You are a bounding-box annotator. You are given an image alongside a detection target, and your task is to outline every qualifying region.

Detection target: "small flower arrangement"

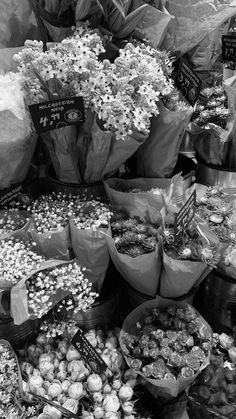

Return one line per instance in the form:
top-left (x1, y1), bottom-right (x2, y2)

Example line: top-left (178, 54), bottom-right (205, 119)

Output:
top-left (161, 221), bottom-right (220, 268)
top-left (0, 237), bottom-right (45, 285)
top-left (111, 214), bottom-right (158, 257)
top-left (26, 262), bottom-right (98, 318)
top-left (191, 86), bottom-right (231, 129)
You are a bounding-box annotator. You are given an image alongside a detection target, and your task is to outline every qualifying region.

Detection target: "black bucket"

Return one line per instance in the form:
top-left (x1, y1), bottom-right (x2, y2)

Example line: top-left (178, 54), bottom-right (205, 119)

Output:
top-left (0, 165), bottom-right (40, 208)
top-left (194, 269), bottom-right (236, 333)
top-left (196, 157), bottom-right (236, 188)
top-left (44, 165), bottom-right (107, 201)
top-left (0, 318), bottom-right (40, 350)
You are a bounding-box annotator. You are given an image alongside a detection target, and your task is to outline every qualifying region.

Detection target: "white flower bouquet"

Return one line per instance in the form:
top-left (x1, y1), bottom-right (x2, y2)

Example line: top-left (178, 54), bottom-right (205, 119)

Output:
top-left (14, 26), bottom-right (174, 184)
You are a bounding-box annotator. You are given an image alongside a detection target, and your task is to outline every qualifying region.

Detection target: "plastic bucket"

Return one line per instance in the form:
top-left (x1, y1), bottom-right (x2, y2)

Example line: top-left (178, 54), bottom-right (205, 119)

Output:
top-left (45, 165), bottom-right (107, 201)
top-left (196, 157), bottom-right (236, 188)
top-left (0, 318), bottom-right (40, 350)
top-left (194, 269), bottom-right (236, 333)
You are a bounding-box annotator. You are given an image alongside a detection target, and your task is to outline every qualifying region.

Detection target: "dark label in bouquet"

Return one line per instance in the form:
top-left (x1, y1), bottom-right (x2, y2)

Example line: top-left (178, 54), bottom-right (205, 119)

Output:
top-left (72, 329), bottom-right (109, 375)
top-left (174, 59), bottom-right (202, 106)
top-left (174, 190), bottom-right (196, 243)
top-left (222, 35), bottom-right (236, 62)
top-left (29, 97), bottom-right (85, 134)
top-left (0, 185), bottom-right (33, 209)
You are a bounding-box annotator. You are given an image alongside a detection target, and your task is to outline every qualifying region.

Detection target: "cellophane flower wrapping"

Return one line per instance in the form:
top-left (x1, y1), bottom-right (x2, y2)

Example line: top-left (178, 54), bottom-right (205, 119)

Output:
top-left (135, 100), bottom-right (193, 177)
top-left (104, 173), bottom-right (186, 226)
top-left (10, 259), bottom-right (97, 325)
top-left (119, 297), bottom-right (212, 398)
top-left (223, 75), bottom-right (236, 168)
top-left (0, 72), bottom-right (37, 190)
top-left (106, 214), bottom-right (161, 296)
top-left (0, 209), bottom-right (31, 241)
top-left (29, 223), bottom-right (71, 261)
top-left (189, 86), bottom-right (236, 166)
top-left (159, 215), bottom-right (220, 298)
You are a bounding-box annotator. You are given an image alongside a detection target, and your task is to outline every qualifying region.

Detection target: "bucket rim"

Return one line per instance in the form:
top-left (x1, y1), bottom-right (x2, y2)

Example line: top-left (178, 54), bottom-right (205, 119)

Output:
top-left (196, 156), bottom-right (236, 173)
top-left (212, 268), bottom-right (236, 283)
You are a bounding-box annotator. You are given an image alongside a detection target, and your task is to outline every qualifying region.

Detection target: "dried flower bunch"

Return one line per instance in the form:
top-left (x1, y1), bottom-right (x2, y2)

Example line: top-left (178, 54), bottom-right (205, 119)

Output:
top-left (195, 186), bottom-right (236, 244)
top-left (121, 304), bottom-right (212, 381)
top-left (191, 86), bottom-right (231, 129)
top-left (161, 221), bottom-right (220, 268)
top-left (0, 209), bottom-right (29, 235)
top-left (26, 262), bottom-right (98, 318)
top-left (27, 193), bottom-right (70, 233)
top-left (111, 215), bottom-right (158, 257)
top-left (69, 199), bottom-right (113, 230)
top-left (18, 325), bottom-right (143, 419)
top-left (0, 237), bottom-right (45, 285)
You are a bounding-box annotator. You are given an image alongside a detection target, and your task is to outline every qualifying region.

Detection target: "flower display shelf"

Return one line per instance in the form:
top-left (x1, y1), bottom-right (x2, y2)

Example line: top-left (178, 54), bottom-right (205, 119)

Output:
top-left (196, 157), bottom-right (236, 188)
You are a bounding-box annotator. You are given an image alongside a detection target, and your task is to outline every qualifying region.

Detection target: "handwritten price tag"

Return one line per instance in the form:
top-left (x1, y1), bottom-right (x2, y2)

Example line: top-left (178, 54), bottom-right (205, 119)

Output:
top-left (174, 190), bottom-right (196, 244)
top-left (29, 97), bottom-right (85, 134)
top-left (222, 35), bottom-right (236, 63)
top-left (72, 329), bottom-right (109, 375)
top-left (174, 59), bottom-right (202, 106)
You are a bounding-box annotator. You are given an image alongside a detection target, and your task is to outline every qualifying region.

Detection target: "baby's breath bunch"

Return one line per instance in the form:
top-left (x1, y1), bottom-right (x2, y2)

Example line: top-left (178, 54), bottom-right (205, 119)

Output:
top-left (40, 318), bottom-right (78, 338)
top-left (0, 209), bottom-right (29, 235)
top-left (69, 198), bottom-right (113, 229)
top-left (27, 193), bottom-right (70, 233)
top-left (27, 262), bottom-right (98, 318)
top-left (0, 238), bottom-right (45, 285)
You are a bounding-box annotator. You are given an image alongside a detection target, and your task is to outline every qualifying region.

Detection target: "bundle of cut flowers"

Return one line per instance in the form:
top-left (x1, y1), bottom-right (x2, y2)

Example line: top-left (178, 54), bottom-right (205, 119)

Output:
top-left (14, 27), bottom-right (174, 184)
top-left (189, 85), bottom-right (236, 167)
top-left (0, 340), bottom-right (42, 419)
top-left (106, 213), bottom-right (161, 297)
top-left (119, 298), bottom-right (212, 398)
top-left (0, 208), bottom-right (31, 239)
top-left (159, 217), bottom-right (221, 298)
top-left (11, 260), bottom-right (98, 325)
top-left (189, 331), bottom-right (236, 418)
top-left (18, 320), bottom-right (152, 419)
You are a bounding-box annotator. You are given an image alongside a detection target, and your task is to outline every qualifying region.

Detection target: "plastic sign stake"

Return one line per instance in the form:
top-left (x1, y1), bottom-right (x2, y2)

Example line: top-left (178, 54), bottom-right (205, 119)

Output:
top-left (72, 328), bottom-right (110, 375)
top-left (174, 58), bottom-right (202, 106)
top-left (29, 97), bottom-right (85, 134)
top-left (174, 190), bottom-right (196, 243)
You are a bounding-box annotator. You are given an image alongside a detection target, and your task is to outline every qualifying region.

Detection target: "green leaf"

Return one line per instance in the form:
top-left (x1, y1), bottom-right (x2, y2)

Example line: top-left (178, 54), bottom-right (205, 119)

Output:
top-left (111, 0), bottom-right (126, 17)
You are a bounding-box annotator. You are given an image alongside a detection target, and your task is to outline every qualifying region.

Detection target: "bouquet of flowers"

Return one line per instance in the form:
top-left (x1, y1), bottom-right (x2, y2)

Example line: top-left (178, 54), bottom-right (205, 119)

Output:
top-left (27, 193), bottom-right (71, 260)
top-left (68, 198), bottom-right (113, 292)
top-left (11, 260), bottom-right (98, 325)
top-left (159, 217), bottom-right (220, 298)
top-left (14, 27), bottom-right (174, 184)
top-left (0, 209), bottom-right (31, 240)
top-left (104, 173), bottom-right (186, 226)
top-left (106, 213), bottom-right (161, 296)
top-left (134, 89), bottom-right (193, 178)
top-left (189, 85), bottom-right (235, 167)
top-left (0, 72), bottom-right (37, 190)
top-left (119, 298), bottom-right (212, 398)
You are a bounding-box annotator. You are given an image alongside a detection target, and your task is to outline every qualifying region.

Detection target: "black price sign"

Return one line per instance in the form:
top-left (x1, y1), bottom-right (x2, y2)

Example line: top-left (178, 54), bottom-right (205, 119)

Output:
top-left (222, 35), bottom-right (236, 63)
top-left (174, 190), bottom-right (196, 243)
top-left (0, 185), bottom-right (33, 209)
top-left (29, 96), bottom-right (85, 134)
top-left (175, 59), bottom-right (202, 106)
top-left (72, 329), bottom-right (109, 375)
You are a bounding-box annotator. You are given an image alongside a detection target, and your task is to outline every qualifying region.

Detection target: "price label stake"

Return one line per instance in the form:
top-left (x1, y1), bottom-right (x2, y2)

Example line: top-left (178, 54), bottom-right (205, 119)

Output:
top-left (174, 190), bottom-right (196, 243)
top-left (0, 185), bottom-right (33, 209)
top-left (174, 58), bottom-right (202, 106)
top-left (72, 329), bottom-right (110, 375)
top-left (222, 35), bottom-right (236, 63)
top-left (29, 96), bottom-right (85, 134)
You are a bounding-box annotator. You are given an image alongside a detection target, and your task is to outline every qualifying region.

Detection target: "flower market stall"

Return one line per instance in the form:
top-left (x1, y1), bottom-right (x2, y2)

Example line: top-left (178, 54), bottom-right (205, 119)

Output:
top-left (1, 1), bottom-right (236, 419)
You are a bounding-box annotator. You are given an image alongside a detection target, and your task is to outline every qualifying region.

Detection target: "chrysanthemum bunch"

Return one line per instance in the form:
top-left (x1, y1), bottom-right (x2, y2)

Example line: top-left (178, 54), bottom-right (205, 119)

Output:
top-left (27, 262), bottom-right (98, 318)
top-left (161, 221), bottom-right (220, 268)
top-left (111, 214), bottom-right (158, 257)
top-left (0, 237), bottom-right (45, 285)
top-left (14, 26), bottom-right (105, 106)
top-left (191, 86), bottom-right (231, 129)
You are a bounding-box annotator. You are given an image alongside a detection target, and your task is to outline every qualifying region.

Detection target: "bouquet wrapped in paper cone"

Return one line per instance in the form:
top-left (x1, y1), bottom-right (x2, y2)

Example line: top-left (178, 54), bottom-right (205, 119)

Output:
top-left (119, 297), bottom-right (212, 398)
top-left (27, 193), bottom-right (71, 260)
top-left (135, 97), bottom-right (193, 178)
top-left (104, 173), bottom-right (186, 225)
top-left (69, 199), bottom-right (113, 292)
top-left (189, 85), bottom-right (235, 166)
top-left (106, 213), bottom-right (161, 296)
top-left (0, 72), bottom-right (37, 190)
top-left (0, 209), bottom-right (31, 241)
top-left (11, 259), bottom-right (98, 325)
top-left (159, 216), bottom-right (221, 298)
